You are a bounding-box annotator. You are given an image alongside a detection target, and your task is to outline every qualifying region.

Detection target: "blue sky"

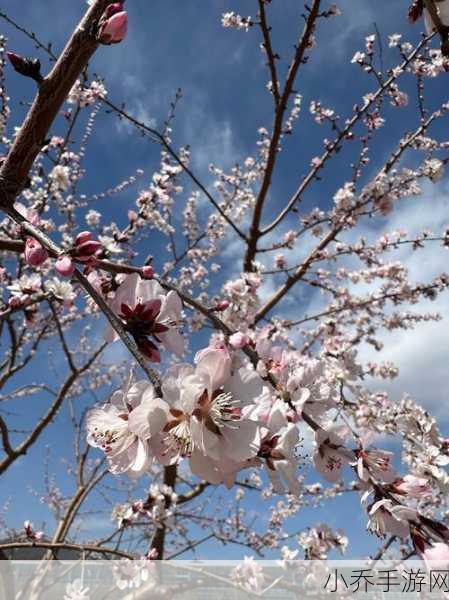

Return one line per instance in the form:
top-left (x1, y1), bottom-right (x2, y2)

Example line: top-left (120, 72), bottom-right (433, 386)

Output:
top-left (1, 0), bottom-right (449, 560)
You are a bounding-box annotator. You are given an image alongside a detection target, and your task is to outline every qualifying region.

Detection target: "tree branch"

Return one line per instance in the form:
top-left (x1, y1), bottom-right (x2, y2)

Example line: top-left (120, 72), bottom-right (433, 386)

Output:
top-left (0, 0), bottom-right (115, 207)
top-left (0, 342), bottom-right (105, 474)
top-left (149, 464), bottom-right (177, 559)
top-left (255, 102), bottom-right (443, 322)
top-left (0, 415), bottom-right (14, 457)
top-left (261, 34), bottom-right (433, 236)
top-left (243, 0), bottom-right (322, 272)
top-left (425, 0), bottom-right (449, 53)
top-left (257, 0), bottom-right (280, 107)
top-left (0, 541), bottom-right (134, 560)
top-left (100, 97), bottom-right (248, 242)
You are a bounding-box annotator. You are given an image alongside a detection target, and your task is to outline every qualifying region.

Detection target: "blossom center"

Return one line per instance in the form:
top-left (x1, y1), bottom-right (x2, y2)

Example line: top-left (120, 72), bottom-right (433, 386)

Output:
top-left (119, 300), bottom-right (170, 361)
top-left (258, 434), bottom-right (284, 470)
top-left (163, 409), bottom-right (193, 457)
top-left (91, 423), bottom-right (128, 454)
top-left (193, 389), bottom-right (241, 434)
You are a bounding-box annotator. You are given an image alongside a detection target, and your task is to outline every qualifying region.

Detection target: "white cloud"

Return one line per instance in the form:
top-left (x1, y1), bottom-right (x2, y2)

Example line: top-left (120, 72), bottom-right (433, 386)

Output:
top-left (353, 181), bottom-right (449, 420)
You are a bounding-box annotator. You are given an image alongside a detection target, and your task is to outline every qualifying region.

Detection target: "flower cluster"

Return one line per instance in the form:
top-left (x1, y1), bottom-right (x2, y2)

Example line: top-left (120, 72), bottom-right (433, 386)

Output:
top-left (88, 336), bottom-right (307, 494)
top-left (5, 0), bottom-right (449, 569)
top-left (221, 12), bottom-right (252, 31)
top-left (68, 80), bottom-right (107, 107)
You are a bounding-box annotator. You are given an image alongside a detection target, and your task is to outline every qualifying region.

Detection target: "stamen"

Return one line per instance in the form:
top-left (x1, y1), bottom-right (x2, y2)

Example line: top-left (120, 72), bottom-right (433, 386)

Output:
top-left (166, 420), bottom-right (193, 457)
top-left (92, 425), bottom-right (127, 453)
top-left (208, 391), bottom-right (241, 430)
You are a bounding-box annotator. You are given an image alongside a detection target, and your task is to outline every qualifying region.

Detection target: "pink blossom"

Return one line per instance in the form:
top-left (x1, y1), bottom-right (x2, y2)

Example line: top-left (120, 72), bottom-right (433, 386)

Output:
top-left (255, 336), bottom-right (288, 381)
top-left (113, 557), bottom-right (156, 591)
top-left (275, 253), bottom-right (286, 269)
top-left (299, 524), bottom-right (348, 559)
top-left (313, 429), bottom-right (354, 483)
top-left (86, 379), bottom-right (169, 475)
top-left (231, 557), bottom-right (266, 596)
top-left (194, 343), bottom-right (230, 370)
top-left (355, 446), bottom-right (397, 484)
top-left (391, 475), bottom-right (430, 498)
top-left (189, 451), bottom-right (254, 488)
top-left (106, 273), bottom-right (184, 362)
top-left (86, 270), bottom-right (105, 295)
top-left (247, 390), bottom-right (280, 425)
top-left (367, 499), bottom-right (413, 539)
top-left (246, 396), bottom-right (301, 495)
top-left (159, 351), bottom-right (263, 479)
top-left (258, 422), bottom-right (301, 495)
top-left (24, 238), bottom-right (48, 267)
top-left (55, 256), bottom-right (75, 278)
top-left (195, 346), bottom-right (232, 389)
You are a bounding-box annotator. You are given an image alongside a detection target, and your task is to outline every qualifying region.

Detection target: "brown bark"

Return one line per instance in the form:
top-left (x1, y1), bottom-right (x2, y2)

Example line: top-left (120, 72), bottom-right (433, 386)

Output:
top-left (0, 1), bottom-right (115, 208)
top-left (149, 465), bottom-right (177, 559)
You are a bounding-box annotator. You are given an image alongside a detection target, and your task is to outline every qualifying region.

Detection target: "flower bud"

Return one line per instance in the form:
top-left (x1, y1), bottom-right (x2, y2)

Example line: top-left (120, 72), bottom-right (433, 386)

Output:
top-left (408, 0), bottom-right (423, 23)
top-left (213, 300), bottom-right (230, 312)
top-left (7, 52), bottom-right (27, 72)
top-left (98, 7), bottom-right (128, 45)
top-left (7, 52), bottom-right (43, 83)
top-left (24, 238), bottom-right (48, 267)
top-left (102, 2), bottom-right (125, 20)
top-left (76, 240), bottom-right (102, 258)
top-left (229, 331), bottom-right (250, 349)
top-left (141, 265), bottom-right (154, 279)
top-left (75, 231), bottom-right (93, 246)
top-left (55, 256), bottom-right (75, 278)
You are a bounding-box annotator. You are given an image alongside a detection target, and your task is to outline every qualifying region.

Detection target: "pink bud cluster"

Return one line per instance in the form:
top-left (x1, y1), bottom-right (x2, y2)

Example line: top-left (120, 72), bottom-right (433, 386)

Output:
top-left (56, 231), bottom-right (103, 278)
